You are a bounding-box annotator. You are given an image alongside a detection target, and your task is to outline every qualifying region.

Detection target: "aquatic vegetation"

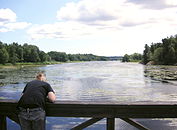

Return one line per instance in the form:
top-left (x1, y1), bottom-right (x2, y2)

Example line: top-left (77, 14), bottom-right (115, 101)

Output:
top-left (144, 65), bottom-right (177, 81)
top-left (0, 96), bottom-right (6, 99)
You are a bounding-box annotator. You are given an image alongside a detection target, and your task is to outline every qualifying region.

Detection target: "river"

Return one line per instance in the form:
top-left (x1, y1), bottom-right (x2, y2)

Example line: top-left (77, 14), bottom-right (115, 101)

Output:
top-left (0, 61), bottom-right (177, 130)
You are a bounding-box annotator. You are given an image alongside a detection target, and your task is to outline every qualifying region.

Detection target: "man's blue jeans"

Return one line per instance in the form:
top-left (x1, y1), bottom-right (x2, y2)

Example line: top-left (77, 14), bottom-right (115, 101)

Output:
top-left (18, 107), bottom-right (46, 130)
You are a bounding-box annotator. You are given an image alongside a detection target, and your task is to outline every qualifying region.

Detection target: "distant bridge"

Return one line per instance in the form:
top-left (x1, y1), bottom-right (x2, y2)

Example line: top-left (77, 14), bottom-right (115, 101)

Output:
top-left (107, 56), bottom-right (123, 61)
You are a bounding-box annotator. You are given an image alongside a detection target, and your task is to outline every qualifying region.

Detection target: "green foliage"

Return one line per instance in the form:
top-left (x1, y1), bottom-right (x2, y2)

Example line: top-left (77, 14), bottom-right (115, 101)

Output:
top-left (130, 53), bottom-right (142, 61)
top-left (142, 44), bottom-right (150, 64)
top-left (30, 47), bottom-right (40, 62)
top-left (142, 35), bottom-right (177, 65)
top-left (0, 47), bottom-right (9, 64)
top-left (162, 38), bottom-right (176, 65)
top-left (23, 44), bottom-right (40, 62)
top-left (0, 41), bottom-right (109, 64)
top-left (7, 43), bottom-right (19, 64)
top-left (67, 54), bottom-right (108, 61)
top-left (122, 54), bottom-right (130, 62)
top-left (152, 47), bottom-right (163, 64)
top-left (18, 47), bottom-right (24, 62)
top-left (39, 51), bottom-right (49, 62)
top-left (0, 41), bottom-right (50, 64)
top-left (48, 52), bottom-right (109, 62)
top-left (122, 53), bottom-right (142, 62)
top-left (48, 51), bottom-right (68, 62)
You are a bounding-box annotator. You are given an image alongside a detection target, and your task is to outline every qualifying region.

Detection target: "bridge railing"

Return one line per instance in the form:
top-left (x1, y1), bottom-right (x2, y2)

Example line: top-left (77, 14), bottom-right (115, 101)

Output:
top-left (1, 99), bottom-right (177, 130)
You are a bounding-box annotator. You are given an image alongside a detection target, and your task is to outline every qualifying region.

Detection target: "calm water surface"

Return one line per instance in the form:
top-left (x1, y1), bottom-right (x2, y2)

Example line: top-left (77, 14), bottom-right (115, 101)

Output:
top-left (1, 61), bottom-right (177, 130)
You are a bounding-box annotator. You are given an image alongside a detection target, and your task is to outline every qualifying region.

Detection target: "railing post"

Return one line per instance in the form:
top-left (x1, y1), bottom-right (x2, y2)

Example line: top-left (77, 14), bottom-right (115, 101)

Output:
top-left (107, 118), bottom-right (115, 130)
top-left (0, 115), bottom-right (7, 130)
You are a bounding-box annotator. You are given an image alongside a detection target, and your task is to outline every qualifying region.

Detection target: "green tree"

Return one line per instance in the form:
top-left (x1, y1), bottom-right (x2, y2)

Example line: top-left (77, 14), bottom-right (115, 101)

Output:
top-left (0, 48), bottom-right (9, 64)
top-left (8, 44), bottom-right (19, 64)
top-left (23, 44), bottom-right (40, 62)
top-left (46, 54), bottom-right (51, 61)
top-left (30, 47), bottom-right (40, 62)
top-left (39, 51), bottom-right (48, 62)
top-left (130, 53), bottom-right (142, 61)
top-left (142, 44), bottom-right (150, 64)
top-left (68, 54), bottom-right (78, 61)
top-left (48, 51), bottom-right (68, 62)
top-left (152, 47), bottom-right (163, 64)
top-left (18, 47), bottom-right (24, 62)
top-left (122, 54), bottom-right (130, 62)
top-left (162, 38), bottom-right (176, 65)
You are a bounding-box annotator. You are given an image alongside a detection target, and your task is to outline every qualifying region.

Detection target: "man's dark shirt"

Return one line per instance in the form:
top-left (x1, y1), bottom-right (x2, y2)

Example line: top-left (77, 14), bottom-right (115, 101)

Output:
top-left (17, 80), bottom-right (54, 110)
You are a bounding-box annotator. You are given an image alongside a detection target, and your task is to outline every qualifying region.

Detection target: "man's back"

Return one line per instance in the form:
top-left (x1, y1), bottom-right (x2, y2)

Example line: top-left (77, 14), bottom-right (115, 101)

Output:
top-left (17, 72), bottom-right (56, 130)
top-left (18, 80), bottom-right (54, 109)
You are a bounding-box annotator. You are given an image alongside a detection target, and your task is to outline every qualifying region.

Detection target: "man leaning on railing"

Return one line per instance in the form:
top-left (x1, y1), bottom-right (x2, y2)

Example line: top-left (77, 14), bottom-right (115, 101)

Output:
top-left (17, 72), bottom-right (56, 130)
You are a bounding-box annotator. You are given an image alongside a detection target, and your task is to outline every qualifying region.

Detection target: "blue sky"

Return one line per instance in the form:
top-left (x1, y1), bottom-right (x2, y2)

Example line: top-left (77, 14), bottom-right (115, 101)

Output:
top-left (0, 0), bottom-right (177, 56)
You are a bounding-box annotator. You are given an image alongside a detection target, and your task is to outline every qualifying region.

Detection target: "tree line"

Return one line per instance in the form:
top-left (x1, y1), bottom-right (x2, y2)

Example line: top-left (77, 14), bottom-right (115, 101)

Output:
top-left (142, 35), bottom-right (177, 65)
top-left (122, 53), bottom-right (142, 62)
top-left (0, 41), bottom-right (108, 64)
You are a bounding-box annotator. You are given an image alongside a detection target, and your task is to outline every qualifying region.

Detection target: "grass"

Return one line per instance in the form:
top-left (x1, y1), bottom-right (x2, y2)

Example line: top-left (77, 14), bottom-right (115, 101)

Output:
top-left (122, 60), bottom-right (142, 63)
top-left (15, 61), bottom-right (62, 65)
top-left (0, 61), bottom-right (85, 69)
top-left (0, 61), bottom-right (62, 69)
top-left (129, 60), bottom-right (142, 63)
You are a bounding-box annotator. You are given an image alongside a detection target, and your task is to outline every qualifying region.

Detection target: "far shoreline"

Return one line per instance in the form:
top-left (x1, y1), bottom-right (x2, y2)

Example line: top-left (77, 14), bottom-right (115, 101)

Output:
top-left (0, 61), bottom-right (79, 69)
top-left (1, 61), bottom-right (177, 69)
top-left (0, 61), bottom-right (96, 69)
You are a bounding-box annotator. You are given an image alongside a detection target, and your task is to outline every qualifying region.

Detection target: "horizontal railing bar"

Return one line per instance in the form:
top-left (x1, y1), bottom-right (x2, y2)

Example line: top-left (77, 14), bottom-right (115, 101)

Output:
top-left (2, 99), bottom-right (177, 105)
top-left (1, 99), bottom-right (177, 118)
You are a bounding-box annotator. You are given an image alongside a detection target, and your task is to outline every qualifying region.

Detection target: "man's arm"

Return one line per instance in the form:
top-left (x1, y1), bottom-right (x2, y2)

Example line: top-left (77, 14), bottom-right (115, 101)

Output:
top-left (48, 92), bottom-right (56, 102)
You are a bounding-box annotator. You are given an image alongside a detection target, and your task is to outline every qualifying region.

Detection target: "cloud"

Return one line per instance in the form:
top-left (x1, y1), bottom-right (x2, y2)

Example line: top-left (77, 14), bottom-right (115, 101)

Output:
top-left (4, 22), bottom-right (31, 31)
top-left (56, 0), bottom-right (153, 27)
top-left (27, 21), bottom-right (111, 40)
top-left (0, 8), bottom-right (16, 22)
top-left (27, 0), bottom-right (177, 40)
top-left (56, 0), bottom-right (177, 27)
top-left (127, 0), bottom-right (177, 10)
top-left (0, 8), bottom-right (30, 32)
top-left (57, 0), bottom-right (118, 22)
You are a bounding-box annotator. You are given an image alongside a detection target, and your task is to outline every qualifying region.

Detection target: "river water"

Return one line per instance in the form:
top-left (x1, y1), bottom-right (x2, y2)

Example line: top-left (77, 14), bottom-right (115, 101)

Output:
top-left (0, 61), bottom-right (177, 130)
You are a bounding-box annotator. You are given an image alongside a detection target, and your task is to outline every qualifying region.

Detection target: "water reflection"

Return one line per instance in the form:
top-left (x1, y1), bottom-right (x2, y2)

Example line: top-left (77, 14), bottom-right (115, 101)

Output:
top-left (1, 61), bottom-right (177, 129)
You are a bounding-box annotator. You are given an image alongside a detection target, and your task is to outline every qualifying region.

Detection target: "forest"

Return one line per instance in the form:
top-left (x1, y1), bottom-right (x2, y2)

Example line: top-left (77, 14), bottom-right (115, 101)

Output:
top-left (0, 41), bottom-right (108, 64)
top-left (122, 34), bottom-right (177, 65)
top-left (142, 35), bottom-right (177, 65)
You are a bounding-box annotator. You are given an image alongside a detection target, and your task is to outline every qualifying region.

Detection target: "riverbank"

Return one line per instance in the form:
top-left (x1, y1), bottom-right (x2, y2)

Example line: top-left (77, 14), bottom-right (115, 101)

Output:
top-left (0, 61), bottom-right (86, 69)
top-left (144, 65), bottom-right (177, 81)
top-left (0, 61), bottom-right (62, 69)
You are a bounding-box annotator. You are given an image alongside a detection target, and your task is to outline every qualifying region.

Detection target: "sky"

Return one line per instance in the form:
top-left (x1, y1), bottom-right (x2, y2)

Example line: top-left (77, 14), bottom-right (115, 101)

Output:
top-left (0, 0), bottom-right (177, 56)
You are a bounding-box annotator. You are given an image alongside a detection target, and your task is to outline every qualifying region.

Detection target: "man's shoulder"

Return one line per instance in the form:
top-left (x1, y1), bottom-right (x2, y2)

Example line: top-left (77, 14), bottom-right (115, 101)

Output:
top-left (43, 81), bottom-right (51, 86)
top-left (29, 80), bottom-right (37, 83)
top-left (38, 80), bottom-right (51, 86)
top-left (27, 80), bottom-right (38, 84)
top-left (28, 80), bottom-right (50, 86)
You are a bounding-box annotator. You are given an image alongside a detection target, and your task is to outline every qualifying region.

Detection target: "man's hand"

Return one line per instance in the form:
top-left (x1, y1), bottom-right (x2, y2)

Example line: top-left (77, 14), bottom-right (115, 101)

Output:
top-left (48, 92), bottom-right (56, 102)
